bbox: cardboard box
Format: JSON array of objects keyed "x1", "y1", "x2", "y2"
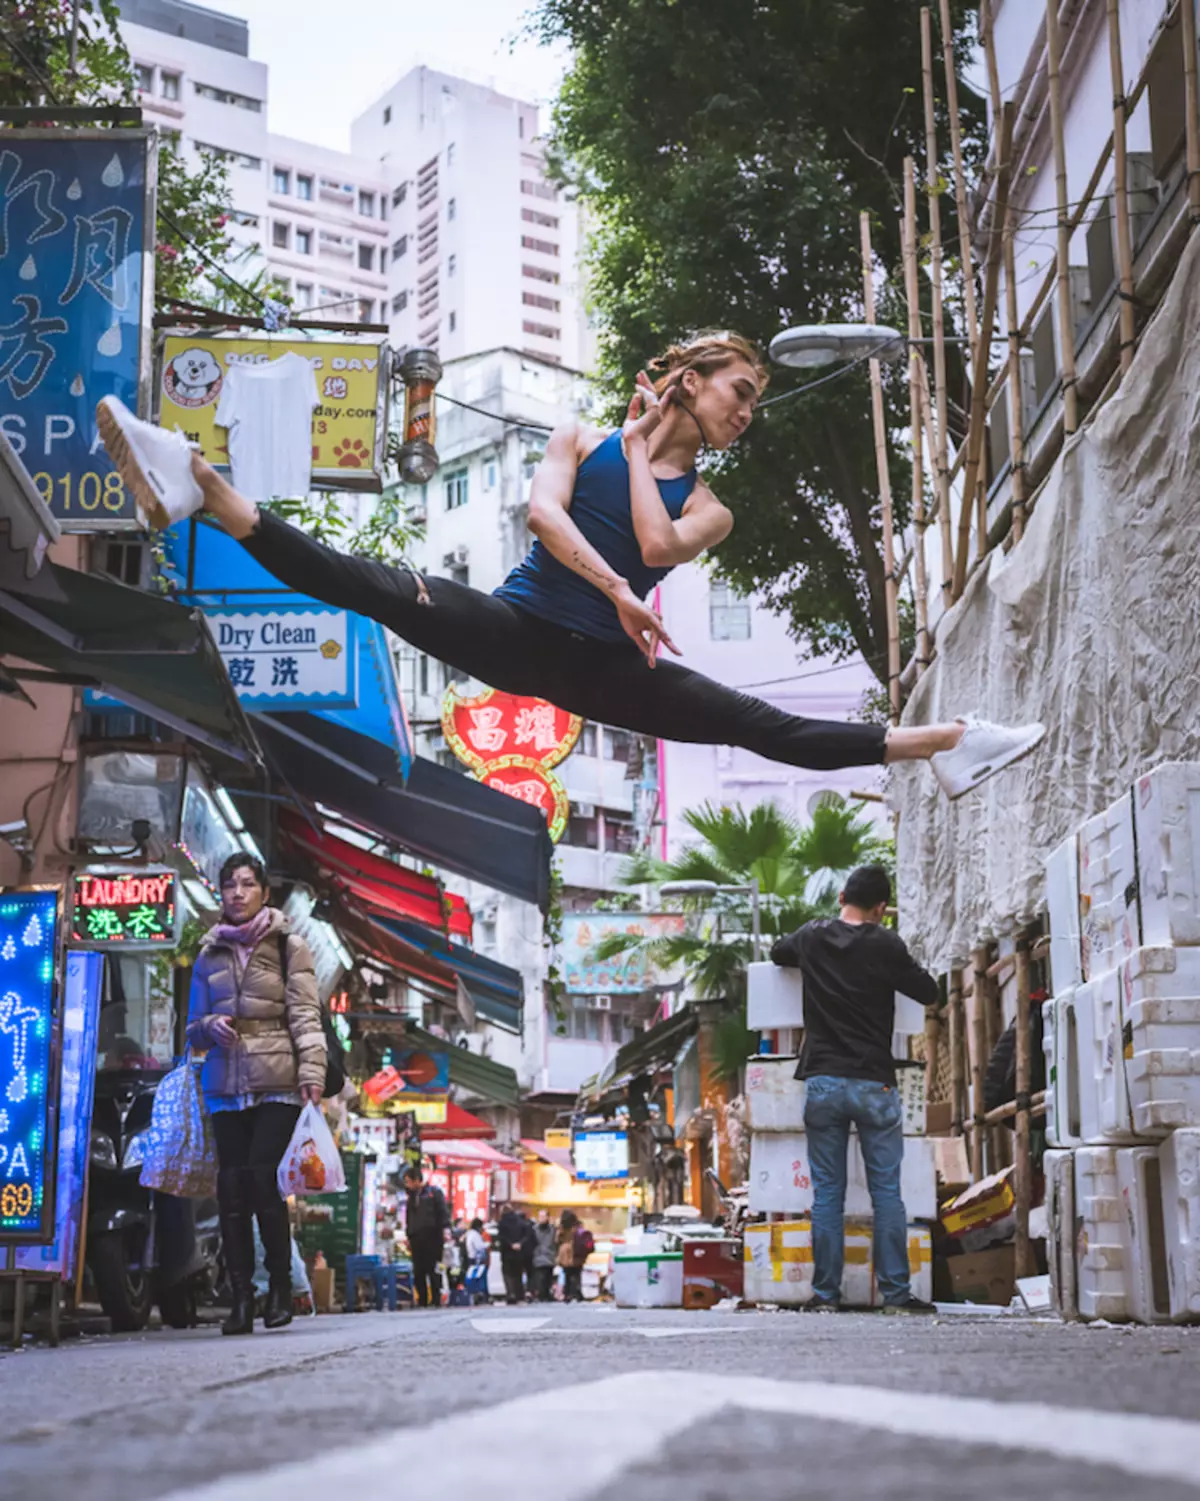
[
  {"x1": 682, "y1": 1238, "x2": 744, "y2": 1309},
  {"x1": 311, "y1": 1265, "x2": 335, "y2": 1313},
  {"x1": 929, "y1": 1136, "x2": 972, "y2": 1193},
  {"x1": 944, "y1": 1245, "x2": 1016, "y2": 1306},
  {"x1": 926, "y1": 1102, "x2": 953, "y2": 1136},
  {"x1": 940, "y1": 1165, "x2": 1015, "y2": 1239}
]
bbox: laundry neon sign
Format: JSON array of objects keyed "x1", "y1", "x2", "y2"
[
  {"x1": 70, "y1": 870, "x2": 177, "y2": 947},
  {"x1": 0, "y1": 889, "x2": 60, "y2": 1241}
]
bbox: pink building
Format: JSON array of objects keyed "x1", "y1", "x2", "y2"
[{"x1": 656, "y1": 563, "x2": 884, "y2": 860}]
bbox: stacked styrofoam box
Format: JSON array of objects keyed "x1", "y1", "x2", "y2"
[
  {"x1": 1120, "y1": 946, "x2": 1200, "y2": 1135},
  {"x1": 747, "y1": 1129, "x2": 937, "y2": 1218},
  {"x1": 1074, "y1": 1146, "x2": 1129, "y2": 1319},
  {"x1": 1159, "y1": 1128, "x2": 1200, "y2": 1321},
  {"x1": 1078, "y1": 794, "x2": 1140, "y2": 982},
  {"x1": 743, "y1": 1220, "x2": 933, "y2": 1308},
  {"x1": 1043, "y1": 1148, "x2": 1077, "y2": 1319},
  {"x1": 1043, "y1": 994, "x2": 1082, "y2": 1149}
]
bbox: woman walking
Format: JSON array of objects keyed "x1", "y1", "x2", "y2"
[
  {"x1": 98, "y1": 332, "x2": 1042, "y2": 796},
  {"x1": 186, "y1": 854, "x2": 326, "y2": 1336},
  {"x1": 557, "y1": 1210, "x2": 593, "y2": 1302}
]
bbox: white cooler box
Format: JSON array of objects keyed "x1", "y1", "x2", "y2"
[
  {"x1": 1078, "y1": 795, "x2": 1140, "y2": 982},
  {"x1": 746, "y1": 1061, "x2": 926, "y2": 1136},
  {"x1": 747, "y1": 963, "x2": 928, "y2": 1034},
  {"x1": 1120, "y1": 946, "x2": 1200, "y2": 1134},
  {"x1": 1133, "y1": 762, "x2": 1200, "y2": 948},
  {"x1": 1044, "y1": 1148, "x2": 1076, "y2": 1319},
  {"x1": 1074, "y1": 1146, "x2": 1128, "y2": 1321},
  {"x1": 1159, "y1": 1127, "x2": 1200, "y2": 1322},
  {"x1": 1043, "y1": 995, "x2": 1082, "y2": 1149},
  {"x1": 612, "y1": 1251, "x2": 684, "y2": 1309},
  {"x1": 1075, "y1": 970, "x2": 1137, "y2": 1144},
  {"x1": 1045, "y1": 833, "x2": 1083, "y2": 993},
  {"x1": 743, "y1": 1219, "x2": 932, "y2": 1308},
  {"x1": 748, "y1": 1131, "x2": 937, "y2": 1218}
]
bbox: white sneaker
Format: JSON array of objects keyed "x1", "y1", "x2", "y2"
[
  {"x1": 930, "y1": 715, "x2": 1046, "y2": 800},
  {"x1": 96, "y1": 396, "x2": 203, "y2": 531}
]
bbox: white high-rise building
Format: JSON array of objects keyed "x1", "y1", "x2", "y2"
[{"x1": 351, "y1": 67, "x2": 589, "y2": 368}]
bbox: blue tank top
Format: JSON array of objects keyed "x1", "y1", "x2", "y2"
[{"x1": 494, "y1": 430, "x2": 698, "y2": 641}]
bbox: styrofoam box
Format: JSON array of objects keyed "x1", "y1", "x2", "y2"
[
  {"x1": 1158, "y1": 1127, "x2": 1200, "y2": 1322},
  {"x1": 1076, "y1": 970, "x2": 1138, "y2": 1144},
  {"x1": 1133, "y1": 762, "x2": 1200, "y2": 948},
  {"x1": 1043, "y1": 1148, "x2": 1077, "y2": 1319},
  {"x1": 612, "y1": 1251, "x2": 684, "y2": 1309},
  {"x1": 746, "y1": 1060, "x2": 926, "y2": 1137},
  {"x1": 746, "y1": 962, "x2": 929, "y2": 1034},
  {"x1": 748, "y1": 1131, "x2": 937, "y2": 1218},
  {"x1": 1075, "y1": 1146, "x2": 1130, "y2": 1321},
  {"x1": 1121, "y1": 946, "x2": 1200, "y2": 1134},
  {"x1": 1043, "y1": 993, "x2": 1083, "y2": 1148},
  {"x1": 1078, "y1": 794, "x2": 1140, "y2": 982},
  {"x1": 1045, "y1": 833, "x2": 1083, "y2": 992},
  {"x1": 743, "y1": 1219, "x2": 932, "y2": 1307},
  {"x1": 1115, "y1": 1145, "x2": 1172, "y2": 1324}
]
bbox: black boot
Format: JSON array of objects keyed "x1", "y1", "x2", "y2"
[
  {"x1": 218, "y1": 1168, "x2": 255, "y2": 1336},
  {"x1": 254, "y1": 1165, "x2": 293, "y2": 1330}
]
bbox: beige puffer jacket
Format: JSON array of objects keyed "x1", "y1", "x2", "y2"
[{"x1": 186, "y1": 907, "x2": 326, "y2": 1097}]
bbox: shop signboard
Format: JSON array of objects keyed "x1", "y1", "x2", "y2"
[
  {"x1": 360, "y1": 1049, "x2": 450, "y2": 1107},
  {"x1": 206, "y1": 604, "x2": 356, "y2": 710},
  {"x1": 69, "y1": 869, "x2": 179, "y2": 949},
  {"x1": 0, "y1": 131, "x2": 155, "y2": 530},
  {"x1": 441, "y1": 686, "x2": 578, "y2": 844},
  {"x1": 560, "y1": 912, "x2": 688, "y2": 995},
  {"x1": 0, "y1": 890, "x2": 62, "y2": 1242},
  {"x1": 572, "y1": 1129, "x2": 630, "y2": 1182},
  {"x1": 14, "y1": 951, "x2": 102, "y2": 1279},
  {"x1": 158, "y1": 334, "x2": 389, "y2": 493}
]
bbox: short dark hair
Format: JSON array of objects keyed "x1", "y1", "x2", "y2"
[
  {"x1": 219, "y1": 853, "x2": 268, "y2": 891},
  {"x1": 403, "y1": 1165, "x2": 424, "y2": 1184},
  {"x1": 843, "y1": 864, "x2": 892, "y2": 910}
]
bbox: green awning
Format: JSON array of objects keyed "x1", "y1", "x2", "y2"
[
  {"x1": 405, "y1": 1023, "x2": 520, "y2": 1106},
  {"x1": 582, "y1": 1006, "x2": 699, "y2": 1104},
  {"x1": 0, "y1": 561, "x2": 261, "y2": 767}
]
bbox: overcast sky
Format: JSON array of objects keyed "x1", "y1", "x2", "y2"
[{"x1": 219, "y1": 0, "x2": 570, "y2": 149}]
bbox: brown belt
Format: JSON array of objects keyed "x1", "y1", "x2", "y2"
[{"x1": 232, "y1": 1018, "x2": 287, "y2": 1036}]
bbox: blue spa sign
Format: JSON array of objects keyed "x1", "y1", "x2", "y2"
[
  {"x1": 0, "y1": 131, "x2": 156, "y2": 531},
  {"x1": 0, "y1": 889, "x2": 61, "y2": 1242}
]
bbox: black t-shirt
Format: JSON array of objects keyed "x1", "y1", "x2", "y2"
[{"x1": 770, "y1": 918, "x2": 939, "y2": 1084}]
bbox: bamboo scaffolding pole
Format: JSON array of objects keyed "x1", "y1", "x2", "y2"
[
  {"x1": 921, "y1": 7, "x2": 956, "y2": 609},
  {"x1": 982, "y1": 957, "x2": 1002, "y2": 1171},
  {"x1": 1183, "y1": 0, "x2": 1200, "y2": 224},
  {"x1": 902, "y1": 158, "x2": 931, "y2": 676},
  {"x1": 949, "y1": 969, "x2": 965, "y2": 1136},
  {"x1": 1003, "y1": 207, "x2": 1031, "y2": 540},
  {"x1": 1108, "y1": 0, "x2": 1137, "y2": 373},
  {"x1": 1014, "y1": 930, "x2": 1035, "y2": 1278},
  {"x1": 860, "y1": 211, "x2": 903, "y2": 724},
  {"x1": 963, "y1": 1091, "x2": 1047, "y2": 1128},
  {"x1": 970, "y1": 947, "x2": 989, "y2": 1179},
  {"x1": 938, "y1": 0, "x2": 979, "y2": 363},
  {"x1": 1045, "y1": 0, "x2": 1080, "y2": 434},
  {"x1": 924, "y1": 1007, "x2": 941, "y2": 1102},
  {"x1": 953, "y1": 102, "x2": 1014, "y2": 601},
  {"x1": 980, "y1": 0, "x2": 1002, "y2": 123}
]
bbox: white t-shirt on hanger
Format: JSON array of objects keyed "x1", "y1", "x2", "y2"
[{"x1": 214, "y1": 351, "x2": 319, "y2": 502}]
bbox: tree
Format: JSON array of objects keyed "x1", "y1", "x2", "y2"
[
  {"x1": 595, "y1": 797, "x2": 892, "y2": 1081},
  {"x1": 532, "y1": 0, "x2": 983, "y2": 685}
]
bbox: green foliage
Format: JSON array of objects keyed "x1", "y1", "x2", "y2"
[
  {"x1": 0, "y1": 0, "x2": 133, "y2": 108},
  {"x1": 154, "y1": 139, "x2": 266, "y2": 317},
  {"x1": 532, "y1": 0, "x2": 983, "y2": 685}
]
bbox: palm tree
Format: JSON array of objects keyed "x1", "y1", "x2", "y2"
[{"x1": 590, "y1": 796, "x2": 891, "y2": 1083}]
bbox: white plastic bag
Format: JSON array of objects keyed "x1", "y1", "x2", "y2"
[{"x1": 277, "y1": 1102, "x2": 346, "y2": 1198}]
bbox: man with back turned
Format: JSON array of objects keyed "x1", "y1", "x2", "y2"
[{"x1": 770, "y1": 864, "x2": 940, "y2": 1313}]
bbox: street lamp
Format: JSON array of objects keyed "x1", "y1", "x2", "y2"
[
  {"x1": 770, "y1": 323, "x2": 907, "y2": 370},
  {"x1": 660, "y1": 878, "x2": 762, "y2": 962}
]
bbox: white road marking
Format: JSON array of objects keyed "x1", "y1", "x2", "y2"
[
  {"x1": 161, "y1": 1370, "x2": 1200, "y2": 1500},
  {"x1": 470, "y1": 1316, "x2": 551, "y2": 1334},
  {"x1": 635, "y1": 1327, "x2": 740, "y2": 1338}
]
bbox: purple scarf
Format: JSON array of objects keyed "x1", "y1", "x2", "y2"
[{"x1": 210, "y1": 906, "x2": 274, "y2": 975}]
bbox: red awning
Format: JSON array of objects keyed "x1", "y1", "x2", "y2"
[
  {"x1": 280, "y1": 809, "x2": 472, "y2": 941},
  {"x1": 421, "y1": 1101, "x2": 497, "y2": 1141},
  {"x1": 334, "y1": 899, "x2": 457, "y2": 994},
  {"x1": 425, "y1": 1139, "x2": 521, "y2": 1169}
]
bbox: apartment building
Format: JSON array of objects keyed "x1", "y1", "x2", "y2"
[{"x1": 350, "y1": 66, "x2": 589, "y2": 368}]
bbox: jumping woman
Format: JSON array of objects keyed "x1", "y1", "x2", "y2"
[{"x1": 97, "y1": 332, "x2": 1043, "y2": 797}]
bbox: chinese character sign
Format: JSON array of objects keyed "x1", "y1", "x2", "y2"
[
  {"x1": 159, "y1": 334, "x2": 388, "y2": 494},
  {"x1": 70, "y1": 871, "x2": 177, "y2": 949},
  {"x1": 208, "y1": 605, "x2": 355, "y2": 709},
  {"x1": 0, "y1": 132, "x2": 153, "y2": 529},
  {"x1": 476, "y1": 757, "x2": 570, "y2": 843},
  {"x1": 0, "y1": 889, "x2": 60, "y2": 1241},
  {"x1": 560, "y1": 912, "x2": 688, "y2": 995}
]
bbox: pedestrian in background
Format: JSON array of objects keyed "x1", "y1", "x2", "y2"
[
  {"x1": 404, "y1": 1166, "x2": 450, "y2": 1308},
  {"x1": 519, "y1": 1209, "x2": 537, "y2": 1302},
  {"x1": 497, "y1": 1203, "x2": 527, "y2": 1304},
  {"x1": 464, "y1": 1217, "x2": 490, "y2": 1305},
  {"x1": 770, "y1": 864, "x2": 940, "y2": 1314},
  {"x1": 558, "y1": 1210, "x2": 594, "y2": 1302},
  {"x1": 186, "y1": 854, "x2": 325, "y2": 1337},
  {"x1": 531, "y1": 1209, "x2": 558, "y2": 1301}
]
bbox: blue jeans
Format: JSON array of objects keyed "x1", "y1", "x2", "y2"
[{"x1": 804, "y1": 1075, "x2": 910, "y2": 1306}]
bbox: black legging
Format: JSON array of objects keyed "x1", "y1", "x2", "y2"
[
  {"x1": 241, "y1": 511, "x2": 888, "y2": 771},
  {"x1": 212, "y1": 1103, "x2": 300, "y2": 1289}
]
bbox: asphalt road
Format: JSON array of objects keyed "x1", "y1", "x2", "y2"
[{"x1": 3, "y1": 1303, "x2": 1200, "y2": 1501}]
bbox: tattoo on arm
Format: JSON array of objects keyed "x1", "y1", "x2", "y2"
[{"x1": 573, "y1": 550, "x2": 619, "y2": 594}]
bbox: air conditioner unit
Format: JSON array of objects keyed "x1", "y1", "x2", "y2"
[
  {"x1": 586, "y1": 994, "x2": 612, "y2": 1011},
  {"x1": 575, "y1": 801, "x2": 596, "y2": 817}
]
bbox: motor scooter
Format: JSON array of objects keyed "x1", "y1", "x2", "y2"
[{"x1": 87, "y1": 1067, "x2": 221, "y2": 1331}]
